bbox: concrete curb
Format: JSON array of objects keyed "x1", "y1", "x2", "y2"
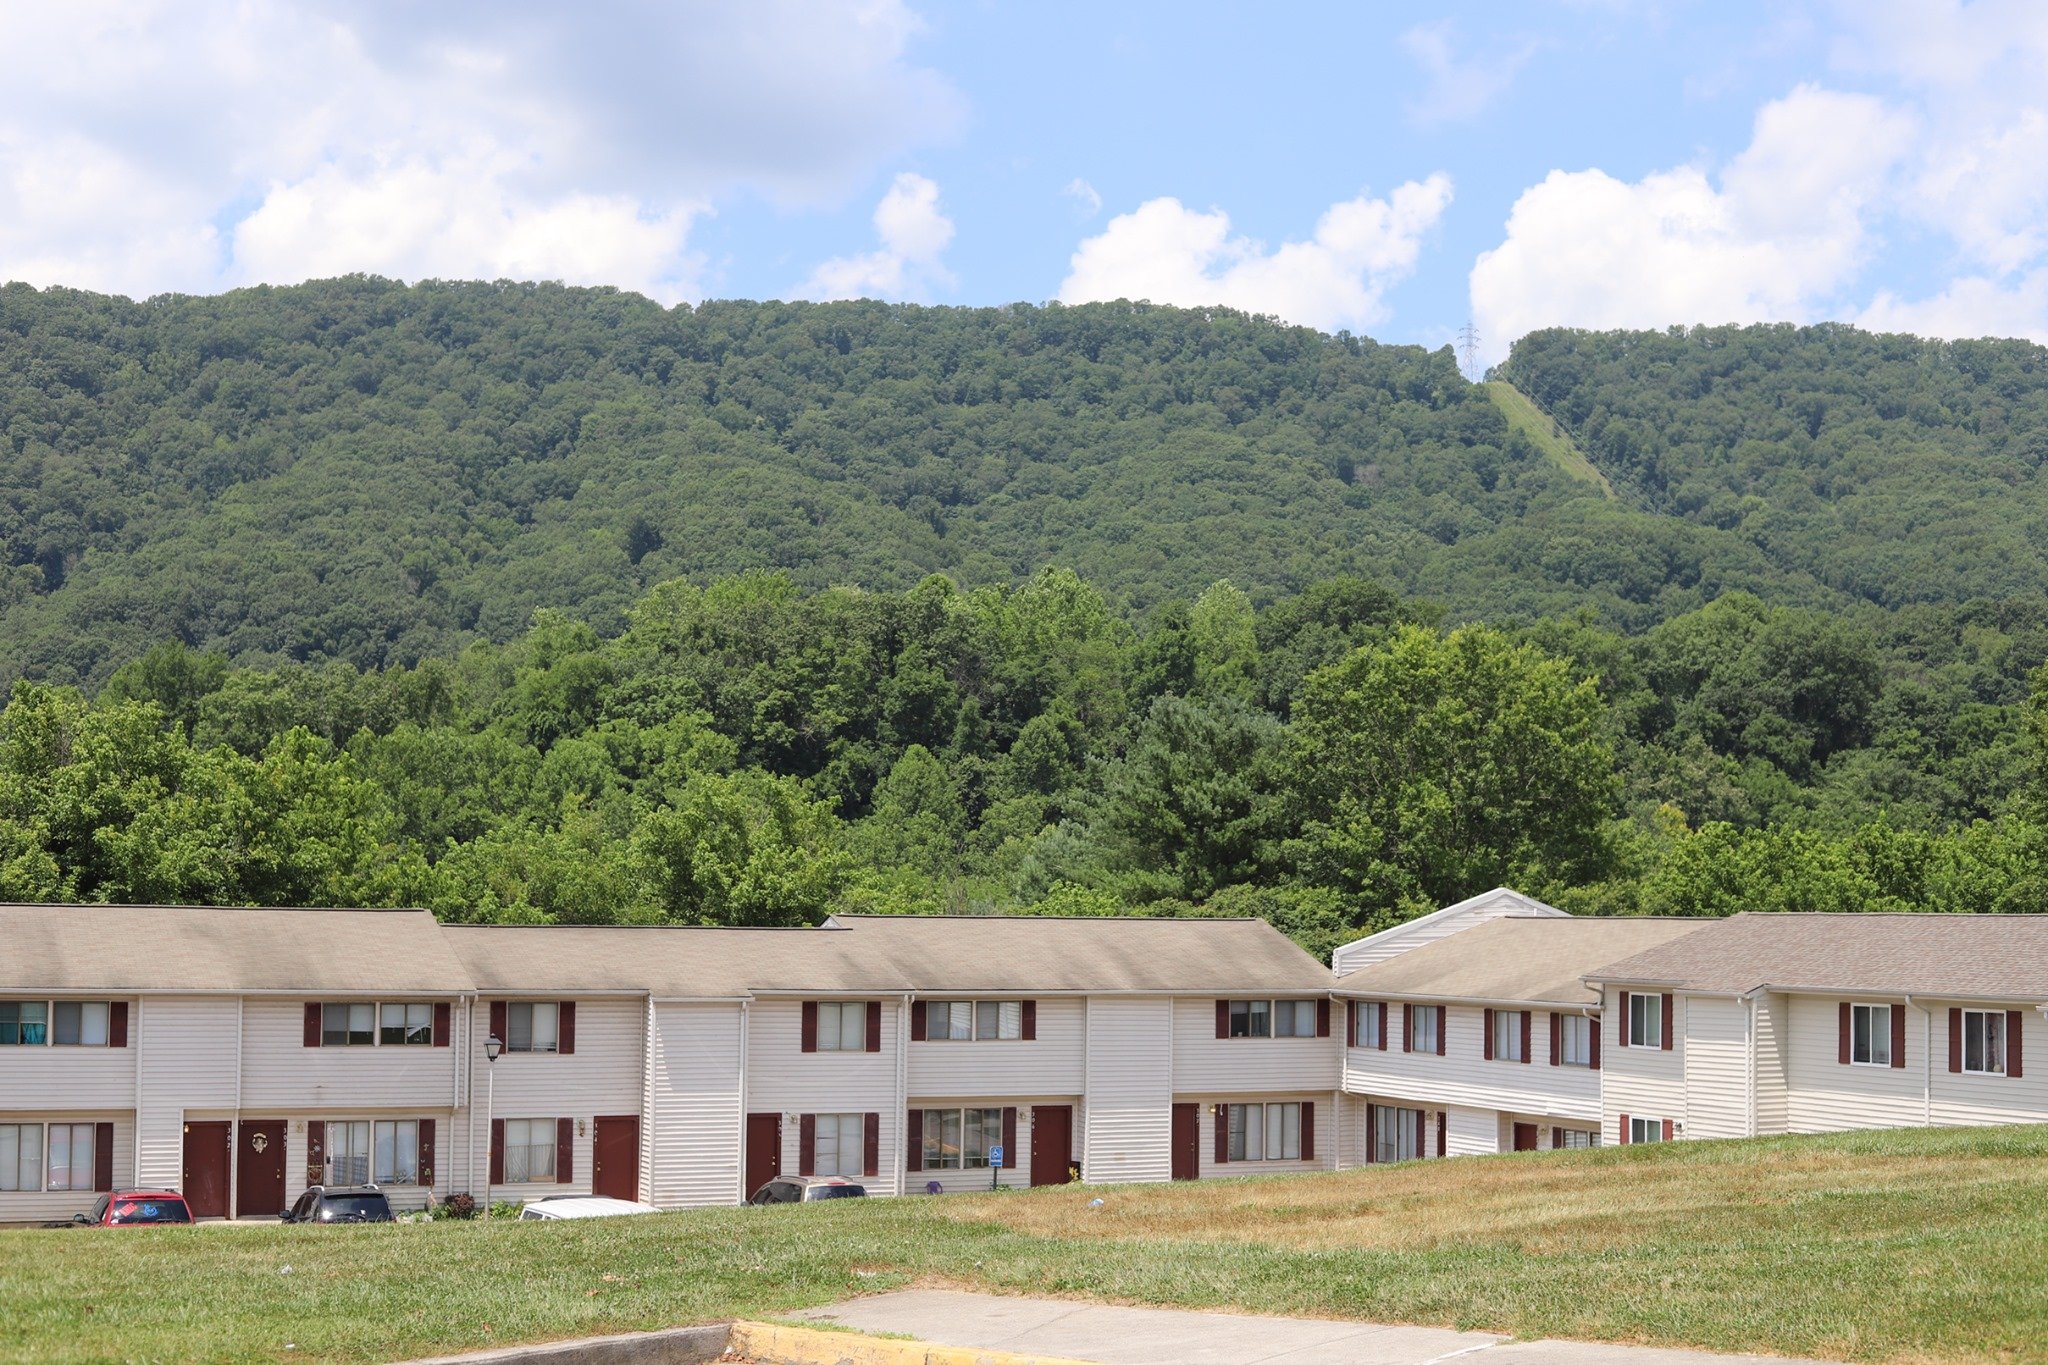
[
  {"x1": 731, "y1": 1320, "x2": 1098, "y2": 1365},
  {"x1": 406, "y1": 1321, "x2": 731, "y2": 1363}
]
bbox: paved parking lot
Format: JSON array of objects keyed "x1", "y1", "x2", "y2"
[{"x1": 799, "y1": 1289, "x2": 1841, "y2": 1365}]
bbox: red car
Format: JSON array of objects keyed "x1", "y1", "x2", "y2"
[{"x1": 64, "y1": 1190, "x2": 195, "y2": 1226}]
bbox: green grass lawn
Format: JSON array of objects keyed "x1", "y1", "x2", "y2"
[
  {"x1": 7, "y1": 1125, "x2": 2048, "y2": 1363},
  {"x1": 1485, "y1": 380, "x2": 1616, "y2": 498}
]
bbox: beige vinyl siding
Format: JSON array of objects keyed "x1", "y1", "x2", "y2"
[
  {"x1": 648, "y1": 1002, "x2": 745, "y2": 1208},
  {"x1": 467, "y1": 997, "x2": 644, "y2": 1203},
  {"x1": 1600, "y1": 988, "x2": 1685, "y2": 1146},
  {"x1": 1081, "y1": 998, "x2": 1172, "y2": 1184},
  {"x1": 0, "y1": 998, "x2": 137, "y2": 1110},
  {"x1": 1192, "y1": 1095, "x2": 1331, "y2": 1177},
  {"x1": 1782, "y1": 994, "x2": 1924, "y2": 1132},
  {"x1": 1171, "y1": 997, "x2": 1336, "y2": 1095},
  {"x1": 1443, "y1": 1104, "x2": 1499, "y2": 1156},
  {"x1": 134, "y1": 997, "x2": 239, "y2": 1189},
  {"x1": 240, "y1": 999, "x2": 458, "y2": 1111},
  {"x1": 1682, "y1": 996, "x2": 1751, "y2": 1139},
  {"x1": 1341, "y1": 1004, "x2": 1601, "y2": 1124},
  {"x1": 908, "y1": 998, "x2": 1084, "y2": 1097},
  {"x1": 745, "y1": 999, "x2": 901, "y2": 1191},
  {"x1": 1753, "y1": 993, "x2": 1790, "y2": 1136},
  {"x1": 1929, "y1": 1008, "x2": 2048, "y2": 1126},
  {"x1": 0, "y1": 1111, "x2": 133, "y2": 1225}
]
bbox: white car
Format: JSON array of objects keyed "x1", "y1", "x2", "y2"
[{"x1": 517, "y1": 1196, "x2": 659, "y2": 1221}]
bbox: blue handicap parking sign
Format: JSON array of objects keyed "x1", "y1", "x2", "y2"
[{"x1": 989, "y1": 1144, "x2": 1005, "y2": 1167}]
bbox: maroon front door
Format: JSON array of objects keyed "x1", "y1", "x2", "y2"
[
  {"x1": 1169, "y1": 1103, "x2": 1199, "y2": 1181},
  {"x1": 182, "y1": 1121, "x2": 231, "y2": 1218},
  {"x1": 1512, "y1": 1122, "x2": 1539, "y2": 1152},
  {"x1": 1031, "y1": 1104, "x2": 1075, "y2": 1186},
  {"x1": 234, "y1": 1120, "x2": 287, "y2": 1217},
  {"x1": 593, "y1": 1116, "x2": 641, "y2": 1203},
  {"x1": 745, "y1": 1112, "x2": 781, "y2": 1200}
]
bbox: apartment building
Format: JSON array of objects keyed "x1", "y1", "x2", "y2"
[{"x1": 1, "y1": 904, "x2": 1339, "y2": 1222}]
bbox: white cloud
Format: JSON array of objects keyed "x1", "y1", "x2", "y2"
[
  {"x1": 0, "y1": 0, "x2": 961, "y2": 300},
  {"x1": 1469, "y1": 86, "x2": 1914, "y2": 362},
  {"x1": 1057, "y1": 176, "x2": 1453, "y2": 334},
  {"x1": 1062, "y1": 178, "x2": 1103, "y2": 219},
  {"x1": 797, "y1": 173, "x2": 955, "y2": 301},
  {"x1": 1858, "y1": 272, "x2": 2048, "y2": 343},
  {"x1": 1400, "y1": 22, "x2": 1538, "y2": 127}
]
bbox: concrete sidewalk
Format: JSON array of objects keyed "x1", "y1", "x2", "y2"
[{"x1": 798, "y1": 1289, "x2": 1840, "y2": 1365}]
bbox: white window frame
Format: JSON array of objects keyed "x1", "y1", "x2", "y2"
[
  {"x1": 1370, "y1": 1104, "x2": 1422, "y2": 1163},
  {"x1": 501, "y1": 1118, "x2": 558, "y2": 1183},
  {"x1": 817, "y1": 1001, "x2": 867, "y2": 1052},
  {"x1": 321, "y1": 1001, "x2": 438, "y2": 1049},
  {"x1": 921, "y1": 1107, "x2": 1002, "y2": 1170},
  {"x1": 1628, "y1": 993, "x2": 1662, "y2": 1049},
  {"x1": 1492, "y1": 1010, "x2": 1525, "y2": 1062},
  {"x1": 1353, "y1": 1002, "x2": 1382, "y2": 1049},
  {"x1": 0, "y1": 1124, "x2": 47, "y2": 1191},
  {"x1": 1559, "y1": 1128, "x2": 1597, "y2": 1149},
  {"x1": 0, "y1": 1000, "x2": 115, "y2": 1047},
  {"x1": 1226, "y1": 1103, "x2": 1303, "y2": 1161},
  {"x1": 1558, "y1": 1014, "x2": 1592, "y2": 1066},
  {"x1": 1961, "y1": 1009, "x2": 2007, "y2": 1076},
  {"x1": 1629, "y1": 1116, "x2": 1664, "y2": 1144},
  {"x1": 925, "y1": 1001, "x2": 1023, "y2": 1042},
  {"x1": 505, "y1": 1002, "x2": 559, "y2": 1054},
  {"x1": 813, "y1": 1112, "x2": 866, "y2": 1178},
  {"x1": 1408, "y1": 1006, "x2": 1440, "y2": 1054},
  {"x1": 1850, "y1": 1003, "x2": 1893, "y2": 1067},
  {"x1": 45, "y1": 1122, "x2": 97, "y2": 1192}
]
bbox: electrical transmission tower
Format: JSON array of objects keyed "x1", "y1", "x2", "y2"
[{"x1": 1457, "y1": 321, "x2": 1482, "y2": 382}]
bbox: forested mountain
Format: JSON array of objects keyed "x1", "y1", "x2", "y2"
[{"x1": 6, "y1": 279, "x2": 2048, "y2": 944}]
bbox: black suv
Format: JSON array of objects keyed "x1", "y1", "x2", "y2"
[{"x1": 281, "y1": 1185, "x2": 396, "y2": 1224}]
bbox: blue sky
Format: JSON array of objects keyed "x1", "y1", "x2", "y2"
[{"x1": 3, "y1": 2, "x2": 2044, "y2": 366}]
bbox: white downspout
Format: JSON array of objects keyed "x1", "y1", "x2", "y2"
[
  {"x1": 734, "y1": 1000, "x2": 750, "y2": 1204},
  {"x1": 643, "y1": 995, "x2": 657, "y2": 1208},
  {"x1": 1906, "y1": 995, "x2": 1930, "y2": 1126},
  {"x1": 895, "y1": 994, "x2": 911, "y2": 1197},
  {"x1": 231, "y1": 996, "x2": 243, "y2": 1218}
]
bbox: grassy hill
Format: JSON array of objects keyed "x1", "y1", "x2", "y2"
[
  {"x1": 1484, "y1": 379, "x2": 1614, "y2": 497},
  {"x1": 7, "y1": 1125, "x2": 2046, "y2": 1362}
]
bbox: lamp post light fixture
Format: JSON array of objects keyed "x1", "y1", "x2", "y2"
[{"x1": 483, "y1": 1033, "x2": 503, "y2": 1221}]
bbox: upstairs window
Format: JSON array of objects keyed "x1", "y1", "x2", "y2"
[
  {"x1": 51, "y1": 1003, "x2": 111, "y2": 1047},
  {"x1": 1850, "y1": 1004, "x2": 1893, "y2": 1066},
  {"x1": 0, "y1": 1003, "x2": 45, "y2": 1046},
  {"x1": 1628, "y1": 992, "x2": 1663, "y2": 1049},
  {"x1": 1558, "y1": 1014, "x2": 1593, "y2": 1066},
  {"x1": 1407, "y1": 1005, "x2": 1441, "y2": 1054},
  {"x1": 926, "y1": 1001, "x2": 1022, "y2": 1041},
  {"x1": 323, "y1": 1003, "x2": 376, "y2": 1047},
  {"x1": 1353, "y1": 1002, "x2": 1383, "y2": 1049},
  {"x1": 380, "y1": 1004, "x2": 433, "y2": 1047},
  {"x1": 1490, "y1": 1010, "x2": 1526, "y2": 1062},
  {"x1": 506, "y1": 1002, "x2": 559, "y2": 1054},
  {"x1": 1224, "y1": 999, "x2": 1322, "y2": 1039},
  {"x1": 1228, "y1": 999, "x2": 1270, "y2": 1038},
  {"x1": 817, "y1": 1001, "x2": 866, "y2": 1052},
  {"x1": 0, "y1": 1001, "x2": 115, "y2": 1046}
]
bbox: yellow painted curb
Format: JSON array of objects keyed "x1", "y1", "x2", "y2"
[{"x1": 729, "y1": 1319, "x2": 1097, "y2": 1365}]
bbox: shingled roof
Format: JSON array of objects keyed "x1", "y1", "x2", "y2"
[
  {"x1": 1333, "y1": 916, "x2": 1711, "y2": 1005},
  {"x1": 1586, "y1": 912, "x2": 2048, "y2": 1000}
]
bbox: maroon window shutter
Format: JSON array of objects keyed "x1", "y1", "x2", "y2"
[
  {"x1": 109, "y1": 1001, "x2": 129, "y2": 1048},
  {"x1": 1483, "y1": 1008, "x2": 1495, "y2": 1061},
  {"x1": 1661, "y1": 994, "x2": 1674, "y2": 1052},
  {"x1": 2009, "y1": 1011, "x2": 2025, "y2": 1079},
  {"x1": 1520, "y1": 1011, "x2": 1533, "y2": 1064},
  {"x1": 1618, "y1": 1113, "x2": 1630, "y2": 1146},
  {"x1": 864, "y1": 1113, "x2": 881, "y2": 1178},
  {"x1": 558, "y1": 1002, "x2": 576, "y2": 1055},
  {"x1": 1617, "y1": 992, "x2": 1629, "y2": 1048},
  {"x1": 798, "y1": 1115, "x2": 816, "y2": 1175},
  {"x1": 1838, "y1": 1002, "x2": 1852, "y2": 1065},
  {"x1": 488, "y1": 1119, "x2": 503, "y2": 1185},
  {"x1": 1001, "y1": 1107, "x2": 1017, "y2": 1167},
  {"x1": 1299, "y1": 1103, "x2": 1315, "y2": 1162},
  {"x1": 1365, "y1": 1104, "x2": 1377, "y2": 1162},
  {"x1": 556, "y1": 1118, "x2": 574, "y2": 1184},
  {"x1": 433, "y1": 1002, "x2": 451, "y2": 1048},
  {"x1": 800, "y1": 1001, "x2": 818, "y2": 1053},
  {"x1": 907, "y1": 1110, "x2": 925, "y2": 1171},
  {"x1": 1891, "y1": 1005, "x2": 1906, "y2": 1070},
  {"x1": 1435, "y1": 1111, "x2": 1446, "y2": 1157},
  {"x1": 418, "y1": 1119, "x2": 436, "y2": 1190},
  {"x1": 1435, "y1": 1007, "x2": 1445, "y2": 1056},
  {"x1": 1377, "y1": 1002, "x2": 1388, "y2": 1051},
  {"x1": 307, "y1": 1121, "x2": 326, "y2": 1170},
  {"x1": 1549, "y1": 1011, "x2": 1561, "y2": 1067},
  {"x1": 1949, "y1": 1008, "x2": 1963, "y2": 1072},
  {"x1": 1021, "y1": 1001, "x2": 1037, "y2": 1040},
  {"x1": 1316, "y1": 998, "x2": 1331, "y2": 1038},
  {"x1": 1550, "y1": 1125, "x2": 1563, "y2": 1150},
  {"x1": 1590, "y1": 1018, "x2": 1602, "y2": 1070},
  {"x1": 489, "y1": 1001, "x2": 507, "y2": 1049},
  {"x1": 865, "y1": 1001, "x2": 882, "y2": 1052},
  {"x1": 1214, "y1": 1106, "x2": 1229, "y2": 1165},
  {"x1": 1402, "y1": 1004, "x2": 1414, "y2": 1052},
  {"x1": 94, "y1": 1122, "x2": 114, "y2": 1192},
  {"x1": 304, "y1": 1002, "x2": 322, "y2": 1048},
  {"x1": 1662, "y1": 1118, "x2": 1674, "y2": 1142},
  {"x1": 910, "y1": 1000, "x2": 927, "y2": 1042},
  {"x1": 1347, "y1": 1000, "x2": 1358, "y2": 1045},
  {"x1": 1215, "y1": 1000, "x2": 1230, "y2": 1039}
]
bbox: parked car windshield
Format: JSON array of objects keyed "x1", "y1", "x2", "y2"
[
  {"x1": 320, "y1": 1195, "x2": 390, "y2": 1218},
  {"x1": 108, "y1": 1198, "x2": 191, "y2": 1224},
  {"x1": 810, "y1": 1184, "x2": 866, "y2": 1199}
]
